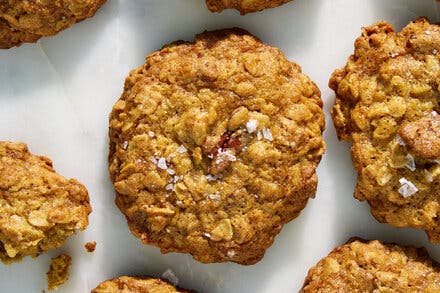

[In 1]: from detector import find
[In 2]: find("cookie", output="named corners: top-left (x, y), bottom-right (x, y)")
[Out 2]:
top-left (0, 0), bottom-right (106, 49)
top-left (301, 239), bottom-right (440, 292)
top-left (206, 0), bottom-right (292, 14)
top-left (0, 142), bottom-right (91, 263)
top-left (330, 18), bottom-right (440, 241)
top-left (91, 276), bottom-right (194, 293)
top-left (109, 28), bottom-right (325, 265)
top-left (47, 253), bottom-right (72, 291)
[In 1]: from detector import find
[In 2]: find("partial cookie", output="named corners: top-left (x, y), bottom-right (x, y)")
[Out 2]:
top-left (91, 276), bottom-right (194, 293)
top-left (0, 142), bottom-right (91, 263)
top-left (301, 239), bottom-right (440, 292)
top-left (47, 253), bottom-right (72, 291)
top-left (0, 0), bottom-right (106, 49)
top-left (109, 28), bottom-right (325, 265)
top-left (206, 0), bottom-right (292, 14)
top-left (330, 18), bottom-right (440, 241)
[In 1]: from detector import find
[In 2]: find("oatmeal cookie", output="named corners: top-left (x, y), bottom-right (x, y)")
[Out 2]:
top-left (109, 28), bottom-right (325, 265)
top-left (330, 18), bottom-right (440, 241)
top-left (47, 253), bottom-right (71, 291)
top-left (206, 0), bottom-right (292, 14)
top-left (301, 239), bottom-right (440, 292)
top-left (0, 0), bottom-right (106, 49)
top-left (0, 142), bottom-right (91, 263)
top-left (91, 276), bottom-right (194, 293)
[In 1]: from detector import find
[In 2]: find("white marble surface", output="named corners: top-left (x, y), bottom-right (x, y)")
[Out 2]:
top-left (1, 0), bottom-right (440, 292)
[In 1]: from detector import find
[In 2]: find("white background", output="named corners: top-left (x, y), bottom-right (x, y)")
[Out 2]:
top-left (1, 0), bottom-right (440, 292)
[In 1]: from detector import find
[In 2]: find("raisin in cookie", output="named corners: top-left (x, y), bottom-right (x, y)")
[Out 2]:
top-left (301, 239), bottom-right (440, 292)
top-left (91, 276), bottom-right (194, 293)
top-left (0, 142), bottom-right (91, 263)
top-left (206, 0), bottom-right (292, 14)
top-left (330, 18), bottom-right (440, 241)
top-left (0, 0), bottom-right (106, 49)
top-left (109, 28), bottom-right (325, 265)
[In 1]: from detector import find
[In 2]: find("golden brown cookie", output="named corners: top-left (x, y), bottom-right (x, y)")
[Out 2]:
top-left (301, 239), bottom-right (440, 292)
top-left (109, 28), bottom-right (325, 265)
top-left (0, 0), bottom-right (106, 49)
top-left (0, 142), bottom-right (91, 263)
top-left (47, 253), bottom-right (72, 291)
top-left (330, 18), bottom-right (440, 241)
top-left (91, 276), bottom-right (194, 293)
top-left (206, 0), bottom-right (292, 14)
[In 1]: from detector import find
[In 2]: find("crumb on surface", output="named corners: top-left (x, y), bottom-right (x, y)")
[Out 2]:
top-left (47, 253), bottom-right (72, 291)
top-left (85, 242), bottom-right (97, 253)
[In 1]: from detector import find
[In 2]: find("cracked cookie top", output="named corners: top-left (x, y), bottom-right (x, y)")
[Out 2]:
top-left (109, 28), bottom-right (325, 265)
top-left (330, 18), bottom-right (440, 241)
top-left (0, 141), bottom-right (91, 263)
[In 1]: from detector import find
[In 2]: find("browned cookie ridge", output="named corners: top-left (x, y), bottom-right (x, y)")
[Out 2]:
top-left (330, 18), bottom-right (440, 241)
top-left (301, 239), bottom-right (440, 292)
top-left (0, 0), bottom-right (106, 49)
top-left (109, 28), bottom-right (325, 265)
top-left (206, 0), bottom-right (293, 14)
top-left (0, 142), bottom-right (91, 263)
top-left (91, 276), bottom-right (195, 293)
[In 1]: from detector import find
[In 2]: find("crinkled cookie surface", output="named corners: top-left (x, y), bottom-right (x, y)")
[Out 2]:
top-left (109, 29), bottom-right (325, 265)
top-left (330, 18), bottom-right (440, 241)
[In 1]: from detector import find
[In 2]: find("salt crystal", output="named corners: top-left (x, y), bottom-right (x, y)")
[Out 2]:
top-left (257, 131), bottom-right (262, 140)
top-left (148, 131), bottom-right (155, 137)
top-left (206, 174), bottom-right (220, 181)
top-left (227, 250), bottom-right (236, 258)
top-left (433, 49), bottom-right (439, 55)
top-left (405, 154), bottom-right (416, 171)
top-left (122, 141), bottom-right (128, 150)
top-left (208, 193), bottom-right (220, 200)
top-left (176, 200), bottom-right (182, 205)
top-left (262, 128), bottom-right (273, 141)
top-left (216, 150), bottom-right (236, 163)
top-left (425, 30), bottom-right (431, 35)
top-left (177, 145), bottom-right (187, 153)
top-left (173, 175), bottom-right (181, 183)
top-left (166, 184), bottom-right (174, 191)
top-left (390, 52), bottom-right (399, 58)
top-left (398, 177), bottom-right (418, 197)
top-left (203, 232), bottom-right (211, 238)
top-left (167, 168), bottom-right (175, 175)
top-left (162, 269), bottom-right (179, 286)
top-left (157, 157), bottom-right (167, 169)
top-left (433, 111), bottom-right (438, 116)
top-left (246, 119), bottom-right (258, 133)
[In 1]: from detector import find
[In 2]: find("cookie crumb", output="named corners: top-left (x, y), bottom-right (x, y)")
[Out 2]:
top-left (85, 242), bottom-right (97, 253)
top-left (47, 254), bottom-right (72, 290)
top-left (161, 269), bottom-right (179, 286)
top-left (398, 177), bottom-right (418, 197)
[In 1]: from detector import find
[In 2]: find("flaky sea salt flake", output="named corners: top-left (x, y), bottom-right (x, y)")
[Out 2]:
top-left (208, 192), bottom-right (220, 200)
top-left (148, 131), bottom-right (155, 137)
top-left (262, 128), bottom-right (273, 141)
top-left (246, 119), bottom-right (258, 133)
top-left (157, 157), bottom-right (167, 169)
top-left (405, 154), bottom-right (416, 171)
top-left (398, 177), bottom-right (418, 197)
top-left (122, 141), bottom-right (128, 150)
top-left (177, 145), bottom-right (187, 153)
